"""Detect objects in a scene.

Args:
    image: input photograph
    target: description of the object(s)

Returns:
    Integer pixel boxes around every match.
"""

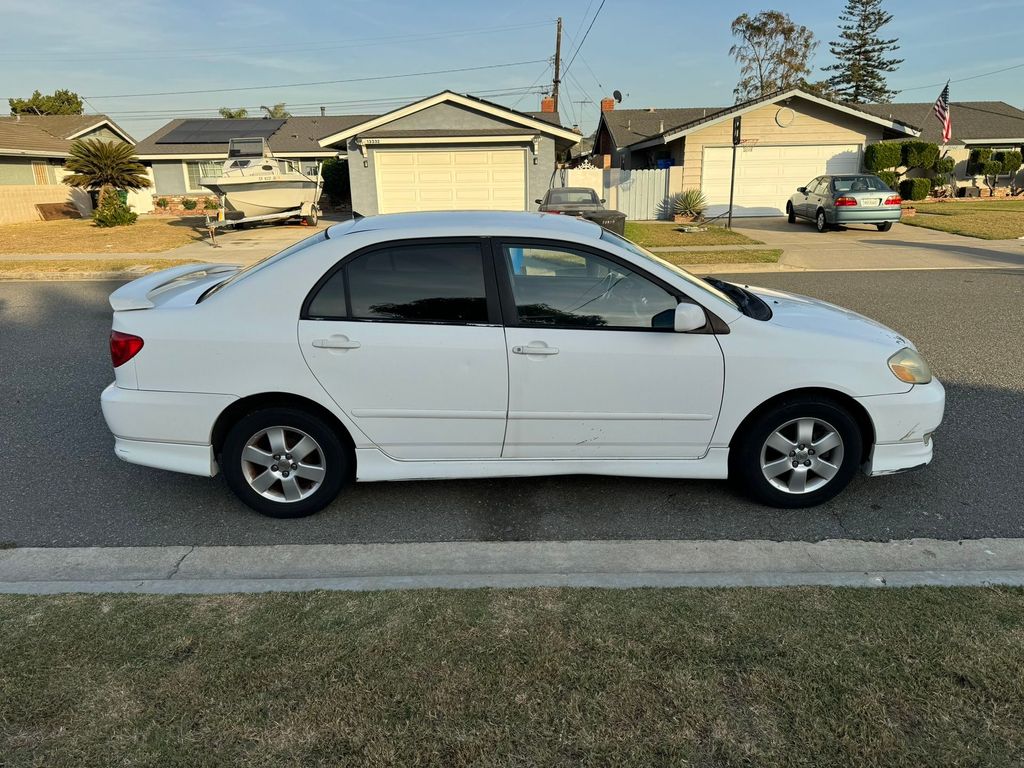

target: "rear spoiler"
[109,263,240,311]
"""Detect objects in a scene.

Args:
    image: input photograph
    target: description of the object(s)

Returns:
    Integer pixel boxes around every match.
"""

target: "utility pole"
[552,17,562,113]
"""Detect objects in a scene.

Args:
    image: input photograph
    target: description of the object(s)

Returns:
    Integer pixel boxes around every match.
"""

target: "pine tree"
[823,0,903,103]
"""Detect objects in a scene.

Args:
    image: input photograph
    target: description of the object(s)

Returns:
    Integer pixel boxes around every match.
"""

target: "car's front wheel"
[730,399,863,508]
[222,407,350,518]
[787,203,796,224]
[815,210,829,233]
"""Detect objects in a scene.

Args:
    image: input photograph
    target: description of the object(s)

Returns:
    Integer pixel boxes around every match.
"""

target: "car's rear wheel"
[730,398,863,508]
[877,222,893,232]
[786,203,796,224]
[222,407,350,518]
[815,210,829,233]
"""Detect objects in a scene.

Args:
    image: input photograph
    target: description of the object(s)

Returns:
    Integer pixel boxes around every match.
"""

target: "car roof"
[333,210,603,239]
[828,173,879,178]
[548,187,597,193]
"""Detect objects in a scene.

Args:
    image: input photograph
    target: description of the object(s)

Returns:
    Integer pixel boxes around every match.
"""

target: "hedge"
[864,142,901,172]
[901,141,940,171]
[877,170,899,190]
[899,177,932,201]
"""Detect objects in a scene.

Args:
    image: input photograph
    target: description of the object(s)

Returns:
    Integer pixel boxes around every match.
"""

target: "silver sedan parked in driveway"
[787,174,902,233]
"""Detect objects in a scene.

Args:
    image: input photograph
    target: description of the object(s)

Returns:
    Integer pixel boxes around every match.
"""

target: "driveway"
[2,269,1023,548]
[732,217,1024,271]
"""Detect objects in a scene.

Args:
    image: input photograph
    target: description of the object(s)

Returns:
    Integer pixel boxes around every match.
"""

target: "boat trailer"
[202,199,320,247]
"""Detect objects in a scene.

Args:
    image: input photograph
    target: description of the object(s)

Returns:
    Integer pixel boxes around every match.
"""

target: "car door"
[496,240,725,459]
[812,177,832,214]
[797,177,820,218]
[298,239,508,460]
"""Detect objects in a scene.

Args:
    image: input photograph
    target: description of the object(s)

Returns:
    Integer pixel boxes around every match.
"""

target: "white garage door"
[702,144,862,217]
[375,149,526,214]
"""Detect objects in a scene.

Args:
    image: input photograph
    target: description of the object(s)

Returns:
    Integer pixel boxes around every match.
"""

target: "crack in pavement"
[166,545,195,580]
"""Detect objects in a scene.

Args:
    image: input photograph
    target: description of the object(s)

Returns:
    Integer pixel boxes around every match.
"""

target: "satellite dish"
[613,90,622,103]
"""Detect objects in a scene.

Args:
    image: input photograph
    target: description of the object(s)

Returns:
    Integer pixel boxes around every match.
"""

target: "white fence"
[554,167,671,220]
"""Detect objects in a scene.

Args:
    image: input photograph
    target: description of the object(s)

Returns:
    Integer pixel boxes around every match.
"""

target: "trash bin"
[582,209,627,235]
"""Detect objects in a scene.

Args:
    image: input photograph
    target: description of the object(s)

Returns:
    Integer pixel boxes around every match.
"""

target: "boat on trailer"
[200,137,322,225]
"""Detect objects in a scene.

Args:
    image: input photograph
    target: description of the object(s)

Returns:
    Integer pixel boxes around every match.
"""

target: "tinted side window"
[306,269,347,318]
[502,244,677,329]
[346,242,488,324]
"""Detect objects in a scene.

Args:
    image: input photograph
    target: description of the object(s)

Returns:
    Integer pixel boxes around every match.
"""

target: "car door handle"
[512,344,559,356]
[312,337,361,350]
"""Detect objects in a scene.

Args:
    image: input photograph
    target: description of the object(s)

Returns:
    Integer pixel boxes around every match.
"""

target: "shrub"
[898,177,931,201]
[933,156,956,176]
[203,198,220,210]
[901,141,940,171]
[994,150,1022,176]
[877,170,899,190]
[181,198,198,210]
[968,148,993,175]
[864,142,901,173]
[665,188,707,218]
[321,158,349,206]
[155,197,169,208]
[92,187,137,227]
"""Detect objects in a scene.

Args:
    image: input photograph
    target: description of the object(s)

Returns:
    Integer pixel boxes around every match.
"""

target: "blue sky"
[2,0,1021,140]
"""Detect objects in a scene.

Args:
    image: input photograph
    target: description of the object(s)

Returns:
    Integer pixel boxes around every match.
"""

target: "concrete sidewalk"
[3,538,1024,594]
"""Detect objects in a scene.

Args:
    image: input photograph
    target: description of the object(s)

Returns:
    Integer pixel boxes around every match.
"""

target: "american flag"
[934,82,951,143]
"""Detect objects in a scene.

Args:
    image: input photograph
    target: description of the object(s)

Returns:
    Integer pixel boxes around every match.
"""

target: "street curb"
[2,538,1023,594]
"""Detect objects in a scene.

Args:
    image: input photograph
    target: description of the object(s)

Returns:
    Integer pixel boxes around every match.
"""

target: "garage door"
[701,144,861,217]
[375,149,526,214]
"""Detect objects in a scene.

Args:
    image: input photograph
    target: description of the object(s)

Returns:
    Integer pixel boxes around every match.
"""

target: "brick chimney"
[541,96,556,113]
[601,97,615,112]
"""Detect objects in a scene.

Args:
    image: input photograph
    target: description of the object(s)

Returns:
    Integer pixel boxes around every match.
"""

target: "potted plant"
[666,188,707,224]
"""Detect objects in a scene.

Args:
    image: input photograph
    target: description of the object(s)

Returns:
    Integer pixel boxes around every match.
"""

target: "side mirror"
[674,303,706,333]
[600,198,606,204]
[797,187,807,195]
[535,199,543,205]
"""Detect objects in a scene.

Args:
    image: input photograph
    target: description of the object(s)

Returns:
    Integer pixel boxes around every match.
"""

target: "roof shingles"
[858,101,1024,144]
[0,114,130,156]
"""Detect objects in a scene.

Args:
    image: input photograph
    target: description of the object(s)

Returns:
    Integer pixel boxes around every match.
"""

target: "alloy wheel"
[759,417,845,494]
[240,426,326,502]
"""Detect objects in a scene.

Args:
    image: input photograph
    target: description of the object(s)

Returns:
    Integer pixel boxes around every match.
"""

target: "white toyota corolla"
[101,211,944,518]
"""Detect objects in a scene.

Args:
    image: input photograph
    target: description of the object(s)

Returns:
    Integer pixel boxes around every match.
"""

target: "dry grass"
[655,248,782,266]
[625,221,761,247]
[0,258,200,277]
[2,587,1023,767]
[0,218,201,254]
[904,200,1024,239]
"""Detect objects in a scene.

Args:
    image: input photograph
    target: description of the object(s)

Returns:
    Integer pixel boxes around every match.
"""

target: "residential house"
[135,91,581,216]
[594,88,921,216]
[0,114,133,223]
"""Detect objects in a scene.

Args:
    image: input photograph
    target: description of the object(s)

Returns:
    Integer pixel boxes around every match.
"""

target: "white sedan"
[101,211,944,518]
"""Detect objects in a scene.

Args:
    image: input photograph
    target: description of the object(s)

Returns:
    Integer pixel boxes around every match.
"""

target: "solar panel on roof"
[156,119,285,145]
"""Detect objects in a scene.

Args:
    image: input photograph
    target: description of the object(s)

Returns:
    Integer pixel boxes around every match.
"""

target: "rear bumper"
[829,208,902,225]
[856,379,945,476]
[101,383,234,477]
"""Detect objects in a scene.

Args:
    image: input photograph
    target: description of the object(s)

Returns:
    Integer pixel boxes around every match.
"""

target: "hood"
[746,285,911,349]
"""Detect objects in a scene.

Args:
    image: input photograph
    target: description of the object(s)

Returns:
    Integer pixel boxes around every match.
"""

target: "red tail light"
[834,196,858,207]
[884,195,902,206]
[110,331,144,368]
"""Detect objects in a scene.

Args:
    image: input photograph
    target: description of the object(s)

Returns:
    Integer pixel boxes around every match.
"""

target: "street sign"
[732,115,742,146]
[728,116,742,228]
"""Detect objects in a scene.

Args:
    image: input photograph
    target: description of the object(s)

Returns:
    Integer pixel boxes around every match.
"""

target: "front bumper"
[856,379,945,476]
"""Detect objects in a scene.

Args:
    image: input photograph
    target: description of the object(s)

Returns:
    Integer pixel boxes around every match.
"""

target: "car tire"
[221,407,350,518]
[815,210,829,233]
[730,398,863,508]
[786,203,796,224]
[877,222,893,232]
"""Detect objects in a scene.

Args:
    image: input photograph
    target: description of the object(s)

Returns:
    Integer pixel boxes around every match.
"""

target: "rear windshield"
[198,230,328,302]
[547,189,599,205]
[832,175,891,193]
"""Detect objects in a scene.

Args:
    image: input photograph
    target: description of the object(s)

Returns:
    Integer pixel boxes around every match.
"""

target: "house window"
[185,161,222,192]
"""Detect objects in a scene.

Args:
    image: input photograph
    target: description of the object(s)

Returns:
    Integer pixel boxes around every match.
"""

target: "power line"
[510,64,553,108]
[562,0,607,79]
[79,60,548,100]
[0,20,555,63]
[896,60,1024,94]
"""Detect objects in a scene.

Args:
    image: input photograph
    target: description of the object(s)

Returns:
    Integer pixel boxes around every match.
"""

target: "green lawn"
[904,199,1024,239]
[655,248,782,266]
[3,587,1024,767]
[625,220,761,247]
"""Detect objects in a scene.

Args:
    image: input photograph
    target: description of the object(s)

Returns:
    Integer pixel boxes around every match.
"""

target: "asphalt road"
[2,270,1022,547]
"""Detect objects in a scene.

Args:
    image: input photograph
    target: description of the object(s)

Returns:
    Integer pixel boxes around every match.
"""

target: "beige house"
[594,89,921,216]
[0,114,134,223]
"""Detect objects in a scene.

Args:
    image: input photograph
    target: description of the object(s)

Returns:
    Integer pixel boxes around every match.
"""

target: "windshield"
[199,229,328,302]
[832,175,891,193]
[599,228,739,309]
[548,188,599,205]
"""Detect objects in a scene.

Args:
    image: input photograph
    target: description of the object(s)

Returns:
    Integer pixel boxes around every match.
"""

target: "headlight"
[888,347,932,384]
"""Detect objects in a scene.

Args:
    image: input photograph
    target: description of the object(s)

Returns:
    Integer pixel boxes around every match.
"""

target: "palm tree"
[62,139,151,193]
[219,106,248,118]
[260,103,290,118]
